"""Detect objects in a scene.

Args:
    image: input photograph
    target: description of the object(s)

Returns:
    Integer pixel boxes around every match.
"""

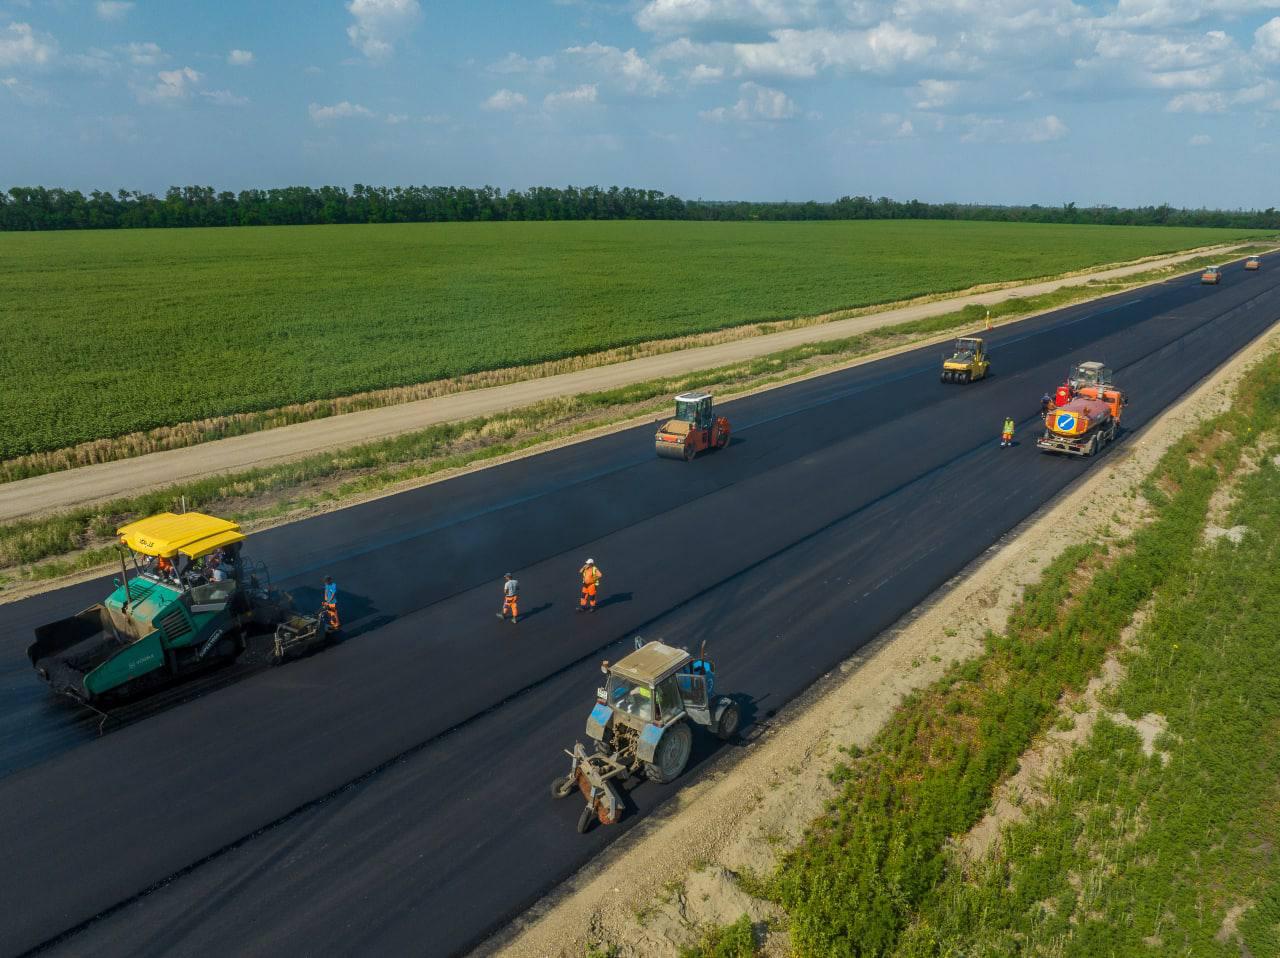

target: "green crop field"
[0,220,1266,458]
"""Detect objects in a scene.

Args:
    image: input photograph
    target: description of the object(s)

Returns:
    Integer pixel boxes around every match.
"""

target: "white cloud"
[1026,113,1068,141]
[544,83,598,109]
[914,78,957,109]
[386,112,409,123]
[1166,90,1227,112]
[957,112,1069,143]
[200,89,248,106]
[895,117,914,136]
[701,80,796,121]
[489,51,555,74]
[1189,132,1212,145]
[227,48,254,66]
[138,65,200,102]
[732,24,936,78]
[482,88,527,110]
[1,73,46,104]
[309,100,374,122]
[346,0,421,61]
[94,1,134,21]
[565,42,669,95]
[420,112,450,123]
[0,22,56,68]
[124,41,165,65]
[688,63,724,83]
[1255,17,1280,62]
[636,0,824,35]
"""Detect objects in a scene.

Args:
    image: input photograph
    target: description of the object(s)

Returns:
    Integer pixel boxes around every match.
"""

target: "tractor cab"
[950,338,982,362]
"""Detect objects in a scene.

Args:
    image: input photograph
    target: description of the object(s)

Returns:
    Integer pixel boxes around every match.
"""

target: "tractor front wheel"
[645,721,693,783]
[577,804,597,834]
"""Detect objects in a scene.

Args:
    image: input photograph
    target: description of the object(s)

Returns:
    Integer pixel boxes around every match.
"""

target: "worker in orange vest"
[497,573,519,624]
[577,558,602,613]
[321,576,341,631]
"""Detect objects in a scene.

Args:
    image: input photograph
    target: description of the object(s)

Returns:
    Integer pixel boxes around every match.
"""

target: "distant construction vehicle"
[940,337,990,384]
[26,512,316,705]
[1246,255,1262,271]
[1037,362,1126,457]
[655,391,731,461]
[552,639,739,832]
[1201,266,1223,284]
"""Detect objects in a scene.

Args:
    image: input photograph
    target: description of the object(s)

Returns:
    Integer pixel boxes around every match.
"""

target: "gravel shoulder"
[482,320,1280,958]
[0,242,1244,524]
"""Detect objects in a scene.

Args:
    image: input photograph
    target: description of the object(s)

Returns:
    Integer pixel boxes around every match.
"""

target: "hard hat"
[585,558,595,565]
[504,572,513,578]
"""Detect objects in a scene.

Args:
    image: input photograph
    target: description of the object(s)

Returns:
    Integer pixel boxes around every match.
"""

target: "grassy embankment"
[0,248,1263,586]
[0,219,1266,462]
[680,346,1280,957]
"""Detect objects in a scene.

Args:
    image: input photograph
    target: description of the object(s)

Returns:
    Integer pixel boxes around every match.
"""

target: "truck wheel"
[645,722,693,783]
[715,703,741,741]
[577,804,597,834]
[684,443,696,462]
[552,775,576,799]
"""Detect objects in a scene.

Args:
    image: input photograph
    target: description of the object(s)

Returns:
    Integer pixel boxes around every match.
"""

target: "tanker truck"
[1036,362,1126,457]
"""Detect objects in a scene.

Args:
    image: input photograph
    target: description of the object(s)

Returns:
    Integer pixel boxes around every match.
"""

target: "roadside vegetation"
[1,219,1267,459]
[0,248,1265,586]
[668,344,1280,956]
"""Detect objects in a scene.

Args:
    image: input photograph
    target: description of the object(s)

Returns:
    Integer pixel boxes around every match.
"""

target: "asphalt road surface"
[2,256,1277,957]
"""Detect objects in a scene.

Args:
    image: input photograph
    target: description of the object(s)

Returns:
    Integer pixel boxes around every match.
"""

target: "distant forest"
[3,184,1278,231]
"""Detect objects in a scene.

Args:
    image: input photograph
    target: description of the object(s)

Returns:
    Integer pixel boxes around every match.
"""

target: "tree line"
[2,184,1278,231]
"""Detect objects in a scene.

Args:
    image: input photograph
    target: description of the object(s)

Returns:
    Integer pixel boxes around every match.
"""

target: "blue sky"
[3,0,1280,206]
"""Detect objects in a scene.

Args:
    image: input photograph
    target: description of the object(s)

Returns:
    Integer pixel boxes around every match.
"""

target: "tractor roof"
[956,337,984,346]
[1075,361,1106,372]
[610,641,691,686]
[675,391,712,403]
[117,512,245,559]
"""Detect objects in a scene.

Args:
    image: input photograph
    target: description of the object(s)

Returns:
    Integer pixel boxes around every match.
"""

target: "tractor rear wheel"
[552,775,576,799]
[962,371,971,384]
[645,721,693,783]
[715,703,741,741]
[577,804,597,834]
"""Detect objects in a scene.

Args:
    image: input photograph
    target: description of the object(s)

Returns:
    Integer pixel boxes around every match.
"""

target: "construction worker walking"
[577,558,602,613]
[497,573,519,624]
[1001,416,1016,448]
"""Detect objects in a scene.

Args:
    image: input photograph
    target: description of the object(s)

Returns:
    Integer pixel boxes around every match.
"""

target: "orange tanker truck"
[1037,361,1126,457]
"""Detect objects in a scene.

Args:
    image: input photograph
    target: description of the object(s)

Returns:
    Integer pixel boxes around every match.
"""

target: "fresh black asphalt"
[2,256,1278,956]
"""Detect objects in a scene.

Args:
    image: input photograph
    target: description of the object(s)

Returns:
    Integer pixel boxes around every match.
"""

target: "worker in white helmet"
[577,558,602,613]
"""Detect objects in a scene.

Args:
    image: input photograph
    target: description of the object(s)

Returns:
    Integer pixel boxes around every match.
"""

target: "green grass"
[0,219,1265,458]
[895,429,1280,956]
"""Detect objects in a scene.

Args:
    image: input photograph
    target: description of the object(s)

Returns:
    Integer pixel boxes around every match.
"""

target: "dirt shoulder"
[0,242,1248,524]
[481,323,1280,958]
